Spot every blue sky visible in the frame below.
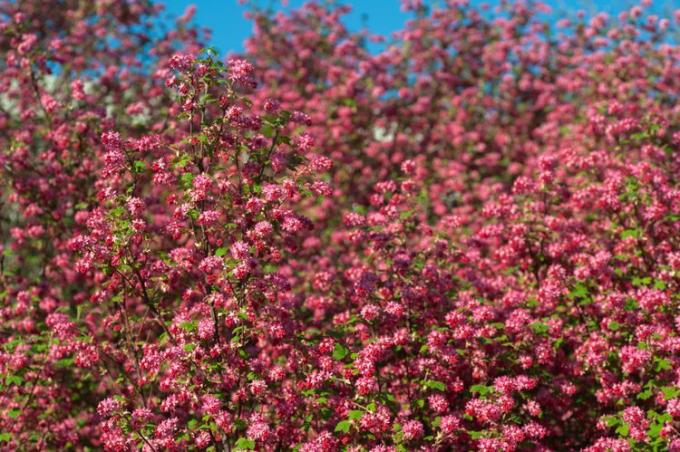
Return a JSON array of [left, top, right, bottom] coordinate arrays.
[[162, 0, 674, 56]]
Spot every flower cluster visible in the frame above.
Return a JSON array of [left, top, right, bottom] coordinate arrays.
[[0, 0, 679, 451]]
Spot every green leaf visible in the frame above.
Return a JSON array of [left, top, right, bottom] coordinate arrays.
[[604, 416, 620, 427], [655, 357, 672, 372], [621, 229, 641, 240], [553, 338, 565, 350], [332, 343, 349, 361], [180, 172, 195, 189], [7, 408, 20, 419], [31, 343, 48, 354], [234, 437, 255, 450], [648, 422, 663, 439], [278, 110, 292, 124], [615, 423, 629, 437], [569, 282, 589, 299], [568, 282, 593, 305], [3, 339, 20, 353], [340, 98, 357, 108], [334, 420, 351, 433], [660, 386, 680, 400], [0, 432, 10, 442], [215, 247, 228, 257], [180, 321, 197, 332], [133, 160, 147, 172], [637, 388, 654, 400], [470, 384, 492, 396], [234, 419, 247, 431], [624, 299, 638, 311], [174, 154, 191, 169], [347, 410, 363, 421], [352, 205, 367, 215], [632, 276, 652, 287], [55, 357, 75, 368], [653, 280, 666, 290], [261, 123, 275, 138], [530, 322, 550, 335], [109, 206, 126, 218], [657, 413, 672, 423], [187, 209, 200, 221], [5, 375, 22, 386], [399, 210, 415, 220], [608, 321, 621, 331], [277, 135, 291, 145], [423, 380, 447, 392], [187, 419, 199, 430], [605, 416, 621, 427]]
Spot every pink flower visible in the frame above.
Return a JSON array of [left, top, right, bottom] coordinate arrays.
[[97, 397, 121, 418], [401, 420, 424, 441]]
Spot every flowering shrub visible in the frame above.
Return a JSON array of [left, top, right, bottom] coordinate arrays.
[[0, 0, 679, 451]]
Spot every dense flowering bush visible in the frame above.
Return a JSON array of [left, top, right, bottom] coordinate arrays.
[[0, 0, 679, 450]]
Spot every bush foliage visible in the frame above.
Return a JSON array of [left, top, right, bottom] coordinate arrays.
[[0, 0, 679, 450]]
